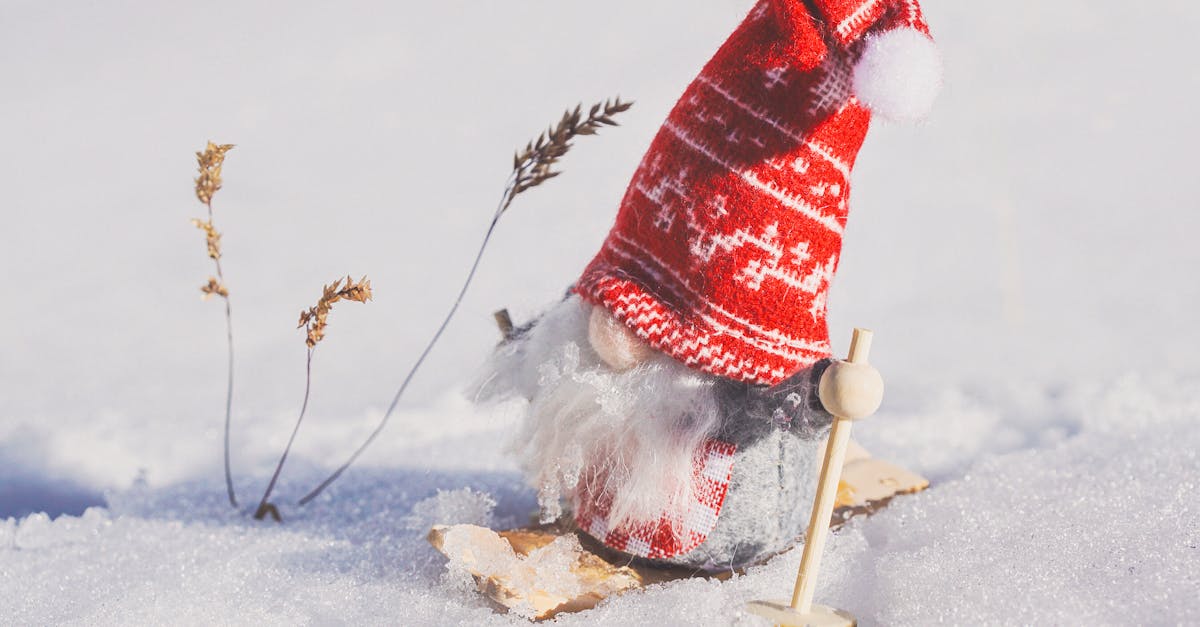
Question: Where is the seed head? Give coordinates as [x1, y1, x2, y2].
[195, 142, 235, 206]
[298, 275, 373, 348]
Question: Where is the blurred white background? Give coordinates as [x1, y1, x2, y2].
[2, 0, 1198, 489]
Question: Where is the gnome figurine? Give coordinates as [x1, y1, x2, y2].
[477, 0, 941, 571]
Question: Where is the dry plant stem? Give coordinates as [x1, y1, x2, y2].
[296, 191, 509, 506]
[254, 275, 371, 512]
[255, 348, 315, 521]
[193, 141, 238, 509]
[296, 98, 633, 506]
[207, 199, 239, 509]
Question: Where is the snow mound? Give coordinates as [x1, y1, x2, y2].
[3, 377, 1197, 625]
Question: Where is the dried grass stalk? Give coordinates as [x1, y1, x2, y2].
[255, 275, 373, 521]
[191, 140, 239, 508]
[296, 97, 633, 506]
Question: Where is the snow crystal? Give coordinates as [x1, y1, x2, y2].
[404, 488, 497, 531]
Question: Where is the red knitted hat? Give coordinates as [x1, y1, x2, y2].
[577, 0, 935, 385]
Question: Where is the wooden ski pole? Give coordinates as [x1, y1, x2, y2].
[748, 328, 884, 627]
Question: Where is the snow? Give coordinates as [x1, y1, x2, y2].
[2, 0, 1199, 624]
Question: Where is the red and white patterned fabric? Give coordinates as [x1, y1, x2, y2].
[577, 0, 931, 385]
[573, 440, 738, 560]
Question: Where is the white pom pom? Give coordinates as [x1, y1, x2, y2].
[853, 28, 943, 123]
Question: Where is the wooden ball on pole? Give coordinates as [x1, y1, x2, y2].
[747, 328, 883, 627]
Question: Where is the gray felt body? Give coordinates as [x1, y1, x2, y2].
[662, 425, 823, 571]
[638, 366, 833, 571]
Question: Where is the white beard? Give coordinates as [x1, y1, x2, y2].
[473, 295, 724, 530]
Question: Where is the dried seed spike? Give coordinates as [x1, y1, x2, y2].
[299, 274, 374, 348]
[505, 96, 634, 204]
[194, 142, 235, 206]
[200, 277, 229, 300]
